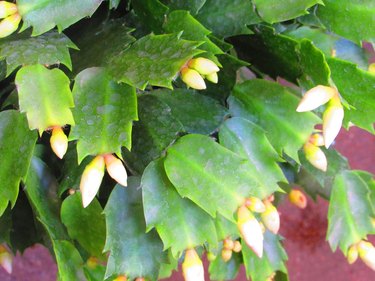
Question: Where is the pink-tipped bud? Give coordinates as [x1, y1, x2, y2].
[303, 142, 327, 172]
[182, 249, 205, 281]
[205, 72, 218, 84]
[221, 249, 232, 262]
[296, 85, 336, 112]
[233, 240, 242, 253]
[0, 13, 21, 38]
[0, 1, 18, 19]
[288, 189, 307, 209]
[50, 127, 68, 159]
[113, 276, 128, 281]
[181, 67, 206, 90]
[358, 241, 375, 271]
[0, 245, 12, 274]
[188, 57, 220, 75]
[323, 96, 344, 148]
[223, 238, 234, 250]
[261, 202, 280, 234]
[237, 206, 263, 258]
[309, 133, 325, 147]
[135, 278, 145, 281]
[80, 155, 105, 208]
[245, 197, 266, 213]
[347, 244, 359, 264]
[104, 154, 128, 187]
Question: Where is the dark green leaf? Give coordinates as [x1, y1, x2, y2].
[70, 67, 138, 163]
[163, 0, 206, 14]
[209, 252, 241, 281]
[132, 0, 169, 33]
[110, 0, 121, 9]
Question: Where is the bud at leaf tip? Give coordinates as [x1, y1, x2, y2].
[233, 240, 242, 253]
[50, 127, 68, 159]
[237, 206, 263, 258]
[182, 249, 205, 281]
[0, 245, 12, 274]
[245, 197, 266, 213]
[0, 1, 18, 19]
[80, 155, 105, 208]
[221, 249, 232, 262]
[303, 142, 327, 172]
[205, 72, 218, 84]
[261, 202, 280, 234]
[288, 189, 307, 209]
[104, 154, 128, 187]
[113, 276, 128, 281]
[309, 133, 325, 147]
[358, 241, 375, 271]
[347, 244, 359, 265]
[296, 85, 336, 112]
[188, 57, 220, 75]
[323, 97, 344, 148]
[0, 13, 21, 38]
[181, 67, 206, 90]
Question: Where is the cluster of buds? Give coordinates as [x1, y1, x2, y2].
[180, 57, 220, 90]
[237, 195, 280, 258]
[288, 188, 307, 209]
[303, 132, 327, 172]
[296, 85, 344, 148]
[182, 248, 204, 281]
[0, 1, 21, 38]
[80, 154, 128, 207]
[221, 237, 242, 262]
[347, 240, 375, 271]
[49, 126, 69, 159]
[0, 244, 12, 274]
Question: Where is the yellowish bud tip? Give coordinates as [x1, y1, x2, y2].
[0, 13, 21, 38]
[0, 245, 12, 274]
[221, 249, 232, 262]
[232, 240, 242, 253]
[358, 241, 375, 271]
[181, 67, 206, 90]
[245, 197, 266, 213]
[288, 189, 307, 209]
[237, 206, 263, 258]
[80, 155, 105, 208]
[0, 1, 18, 19]
[104, 154, 128, 187]
[368, 63, 375, 74]
[296, 85, 336, 112]
[266, 272, 276, 281]
[261, 202, 280, 234]
[347, 244, 359, 265]
[309, 133, 325, 147]
[50, 127, 68, 159]
[113, 276, 128, 281]
[205, 72, 218, 84]
[182, 249, 205, 281]
[206, 252, 217, 262]
[223, 238, 234, 250]
[303, 142, 327, 172]
[323, 97, 344, 148]
[86, 257, 99, 269]
[188, 57, 220, 75]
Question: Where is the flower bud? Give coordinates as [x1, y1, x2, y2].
[309, 133, 325, 147]
[368, 63, 375, 74]
[182, 249, 205, 281]
[86, 257, 99, 269]
[296, 85, 336, 112]
[113, 276, 128, 281]
[223, 238, 234, 250]
[205, 72, 218, 84]
[323, 96, 344, 148]
[245, 197, 266, 213]
[135, 278, 145, 281]
[0, 13, 21, 38]
[0, 1, 18, 19]
[80, 155, 105, 208]
[0, 245, 12, 274]
[347, 244, 359, 264]
[303, 142, 327, 172]
[358, 241, 375, 271]
[207, 252, 216, 262]
[188, 57, 220, 75]
[261, 202, 280, 234]
[232, 240, 242, 253]
[180, 67, 206, 90]
[237, 206, 263, 258]
[50, 127, 68, 159]
[266, 272, 276, 281]
[288, 189, 307, 209]
[221, 249, 232, 262]
[104, 154, 128, 187]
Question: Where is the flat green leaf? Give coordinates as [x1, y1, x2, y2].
[242, 231, 288, 281]
[214, 215, 239, 241]
[163, 0, 206, 14]
[107, 33, 203, 89]
[317, 0, 375, 44]
[0, 31, 77, 76]
[328, 58, 375, 134]
[219, 117, 286, 194]
[158, 250, 178, 279]
[104, 181, 167, 280]
[142, 159, 217, 257]
[132, 0, 169, 33]
[196, 0, 261, 38]
[17, 0, 104, 36]
[61, 193, 106, 257]
[70, 67, 138, 163]
[327, 170, 375, 252]
[228, 79, 321, 161]
[209, 252, 241, 281]
[0, 110, 37, 216]
[253, 0, 323, 23]
[16, 65, 75, 134]
[164, 134, 269, 220]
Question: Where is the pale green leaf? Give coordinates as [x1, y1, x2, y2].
[209, 252, 241, 281]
